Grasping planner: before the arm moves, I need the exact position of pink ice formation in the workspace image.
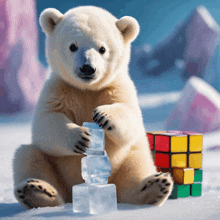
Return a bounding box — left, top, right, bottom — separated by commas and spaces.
0, 0, 46, 113
166, 76, 220, 133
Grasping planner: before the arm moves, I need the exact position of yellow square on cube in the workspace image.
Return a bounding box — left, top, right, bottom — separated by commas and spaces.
171, 154, 187, 168
173, 168, 194, 184
189, 135, 203, 152
189, 153, 203, 169
171, 136, 188, 152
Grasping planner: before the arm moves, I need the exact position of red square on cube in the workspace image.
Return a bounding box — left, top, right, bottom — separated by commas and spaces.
147, 133, 154, 151
155, 135, 170, 152
155, 153, 170, 168
147, 131, 166, 151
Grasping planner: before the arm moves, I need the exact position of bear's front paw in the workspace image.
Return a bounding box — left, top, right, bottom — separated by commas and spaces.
67, 124, 91, 154
93, 107, 114, 131
69, 126, 91, 154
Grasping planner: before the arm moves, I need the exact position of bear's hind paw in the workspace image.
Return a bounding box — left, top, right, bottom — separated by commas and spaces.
14, 179, 63, 209
139, 172, 174, 206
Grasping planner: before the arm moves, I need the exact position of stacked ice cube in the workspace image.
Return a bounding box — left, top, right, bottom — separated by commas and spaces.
72, 122, 117, 214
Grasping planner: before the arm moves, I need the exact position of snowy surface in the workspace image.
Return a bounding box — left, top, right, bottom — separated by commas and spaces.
1, 74, 220, 219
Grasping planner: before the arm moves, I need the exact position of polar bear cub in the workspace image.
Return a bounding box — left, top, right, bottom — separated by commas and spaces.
13, 5, 173, 209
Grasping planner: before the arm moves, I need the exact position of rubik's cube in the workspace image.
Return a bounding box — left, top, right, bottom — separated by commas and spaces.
147, 131, 203, 199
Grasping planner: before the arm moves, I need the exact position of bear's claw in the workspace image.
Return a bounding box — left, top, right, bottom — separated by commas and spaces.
93, 109, 113, 130
73, 128, 91, 154
139, 172, 173, 206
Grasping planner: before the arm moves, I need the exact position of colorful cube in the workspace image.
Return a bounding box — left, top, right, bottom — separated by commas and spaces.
194, 169, 203, 182
157, 167, 173, 175
169, 184, 191, 199
149, 130, 203, 200
183, 132, 203, 152
147, 131, 166, 151
190, 183, 202, 197
188, 153, 203, 169
155, 153, 187, 168
173, 168, 194, 184
167, 130, 183, 134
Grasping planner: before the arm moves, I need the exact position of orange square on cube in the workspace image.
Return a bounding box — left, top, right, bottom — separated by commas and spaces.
173, 168, 194, 184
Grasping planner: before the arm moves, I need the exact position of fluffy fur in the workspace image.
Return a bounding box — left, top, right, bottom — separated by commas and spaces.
13, 6, 173, 209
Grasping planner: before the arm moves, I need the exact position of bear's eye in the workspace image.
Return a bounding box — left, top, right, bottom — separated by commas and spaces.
69, 44, 78, 52
99, 47, 106, 54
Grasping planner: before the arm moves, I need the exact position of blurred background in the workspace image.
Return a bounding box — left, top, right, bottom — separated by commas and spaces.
1, 2, 220, 216
37, 0, 220, 67
1, 0, 220, 133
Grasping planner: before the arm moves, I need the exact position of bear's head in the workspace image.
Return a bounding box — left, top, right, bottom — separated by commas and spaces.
40, 6, 139, 90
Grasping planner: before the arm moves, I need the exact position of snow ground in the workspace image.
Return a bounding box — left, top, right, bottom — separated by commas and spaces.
0, 74, 220, 219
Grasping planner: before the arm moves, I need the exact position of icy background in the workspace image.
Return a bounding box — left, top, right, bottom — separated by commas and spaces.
1, 1, 220, 219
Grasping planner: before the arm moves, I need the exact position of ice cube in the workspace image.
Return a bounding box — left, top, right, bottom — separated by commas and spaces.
83, 122, 100, 129
87, 150, 105, 156
89, 184, 117, 214
82, 122, 105, 154
72, 183, 90, 213
85, 176, 108, 185
72, 184, 117, 214
81, 156, 88, 180
81, 153, 111, 181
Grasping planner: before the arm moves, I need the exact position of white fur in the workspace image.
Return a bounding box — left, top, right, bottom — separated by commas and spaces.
13, 6, 173, 209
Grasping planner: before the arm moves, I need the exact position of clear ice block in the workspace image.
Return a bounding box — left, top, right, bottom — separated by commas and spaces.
82, 122, 105, 154
81, 154, 111, 181
72, 184, 117, 214
72, 183, 90, 213
89, 184, 117, 214
85, 176, 108, 185
72, 122, 117, 215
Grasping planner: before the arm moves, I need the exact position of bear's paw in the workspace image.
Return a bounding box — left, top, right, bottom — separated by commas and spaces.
66, 124, 91, 154
139, 172, 174, 206
93, 107, 114, 131
14, 179, 63, 209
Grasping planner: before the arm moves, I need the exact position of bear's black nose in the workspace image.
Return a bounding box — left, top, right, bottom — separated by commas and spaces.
80, 65, 96, 75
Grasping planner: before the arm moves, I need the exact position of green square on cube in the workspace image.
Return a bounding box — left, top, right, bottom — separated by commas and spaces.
169, 184, 190, 199
191, 183, 202, 197
194, 169, 203, 183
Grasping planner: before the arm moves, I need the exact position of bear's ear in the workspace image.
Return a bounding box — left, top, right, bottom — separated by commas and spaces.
39, 8, 63, 35
116, 16, 140, 43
